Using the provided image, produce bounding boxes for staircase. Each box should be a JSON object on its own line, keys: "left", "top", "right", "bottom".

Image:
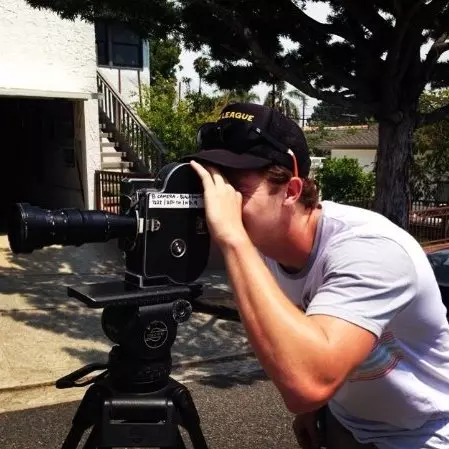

{"left": 99, "top": 130, "right": 133, "bottom": 171}
{"left": 95, "top": 71, "right": 166, "bottom": 211}
{"left": 96, "top": 71, "right": 166, "bottom": 174}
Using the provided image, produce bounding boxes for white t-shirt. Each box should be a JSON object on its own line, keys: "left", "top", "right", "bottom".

{"left": 262, "top": 201, "right": 449, "bottom": 449}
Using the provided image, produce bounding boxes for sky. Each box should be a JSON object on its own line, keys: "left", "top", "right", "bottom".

{"left": 177, "top": 2, "right": 331, "bottom": 120}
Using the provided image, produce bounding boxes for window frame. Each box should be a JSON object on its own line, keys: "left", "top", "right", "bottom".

{"left": 95, "top": 20, "right": 144, "bottom": 70}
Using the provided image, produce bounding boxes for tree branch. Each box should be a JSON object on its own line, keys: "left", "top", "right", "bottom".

{"left": 422, "top": 0, "right": 449, "bottom": 23}
{"left": 231, "top": 29, "right": 350, "bottom": 105}
{"left": 391, "top": 0, "right": 404, "bottom": 16}
{"left": 385, "top": 0, "right": 426, "bottom": 81}
{"left": 280, "top": 1, "right": 367, "bottom": 49}
{"left": 422, "top": 33, "right": 449, "bottom": 85}
{"left": 430, "top": 60, "right": 449, "bottom": 89}
{"left": 201, "top": 1, "right": 373, "bottom": 108}
{"left": 418, "top": 103, "right": 449, "bottom": 127}
{"left": 338, "top": 0, "right": 390, "bottom": 35}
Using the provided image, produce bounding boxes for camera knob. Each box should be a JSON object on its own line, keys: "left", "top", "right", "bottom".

{"left": 170, "top": 238, "right": 187, "bottom": 258}
{"left": 172, "top": 300, "right": 192, "bottom": 323}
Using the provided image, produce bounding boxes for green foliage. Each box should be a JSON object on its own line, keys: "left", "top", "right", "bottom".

{"left": 309, "top": 102, "right": 371, "bottom": 126}
{"left": 30, "top": 1, "right": 449, "bottom": 113}
{"left": 27, "top": 0, "right": 449, "bottom": 128}
{"left": 315, "top": 157, "right": 375, "bottom": 203}
{"left": 26, "top": 0, "right": 449, "bottom": 224}
{"left": 149, "top": 36, "right": 182, "bottom": 84}
{"left": 219, "top": 89, "right": 260, "bottom": 104}
{"left": 263, "top": 81, "right": 305, "bottom": 120}
{"left": 135, "top": 75, "right": 225, "bottom": 163}
{"left": 304, "top": 127, "right": 335, "bottom": 157}
{"left": 193, "top": 56, "right": 211, "bottom": 94}
{"left": 411, "top": 89, "right": 449, "bottom": 200}
{"left": 193, "top": 57, "right": 210, "bottom": 78}
{"left": 185, "top": 91, "right": 223, "bottom": 114}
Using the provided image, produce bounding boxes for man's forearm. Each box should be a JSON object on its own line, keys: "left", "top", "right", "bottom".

{"left": 221, "top": 236, "right": 338, "bottom": 412}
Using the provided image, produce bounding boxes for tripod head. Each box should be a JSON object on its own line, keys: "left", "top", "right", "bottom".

{"left": 55, "top": 281, "right": 211, "bottom": 449}
{"left": 58, "top": 281, "right": 203, "bottom": 392}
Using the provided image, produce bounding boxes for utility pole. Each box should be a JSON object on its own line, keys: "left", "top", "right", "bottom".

{"left": 302, "top": 96, "right": 306, "bottom": 128}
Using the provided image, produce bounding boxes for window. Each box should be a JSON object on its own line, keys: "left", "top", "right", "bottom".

{"left": 95, "top": 21, "right": 143, "bottom": 68}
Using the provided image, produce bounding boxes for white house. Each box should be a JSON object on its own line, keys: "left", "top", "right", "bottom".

{"left": 316, "top": 124, "right": 449, "bottom": 203}
{"left": 321, "top": 125, "right": 379, "bottom": 173}
{"left": 0, "top": 0, "right": 153, "bottom": 219}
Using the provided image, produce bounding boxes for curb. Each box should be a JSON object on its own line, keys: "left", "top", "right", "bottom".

{"left": 0, "top": 350, "right": 255, "bottom": 394}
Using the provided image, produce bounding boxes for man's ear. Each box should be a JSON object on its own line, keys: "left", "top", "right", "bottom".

{"left": 284, "top": 177, "right": 303, "bottom": 206}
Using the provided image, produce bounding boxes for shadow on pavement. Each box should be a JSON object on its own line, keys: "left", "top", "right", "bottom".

{"left": 0, "top": 236, "right": 250, "bottom": 385}
{"left": 0, "top": 377, "right": 296, "bottom": 449}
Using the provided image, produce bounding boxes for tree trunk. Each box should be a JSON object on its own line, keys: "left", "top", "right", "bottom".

{"left": 373, "top": 114, "right": 416, "bottom": 230}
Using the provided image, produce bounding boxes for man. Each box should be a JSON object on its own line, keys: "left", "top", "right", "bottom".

{"left": 184, "top": 102, "right": 449, "bottom": 449}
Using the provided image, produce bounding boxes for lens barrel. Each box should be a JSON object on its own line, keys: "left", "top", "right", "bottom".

{"left": 8, "top": 203, "right": 137, "bottom": 254}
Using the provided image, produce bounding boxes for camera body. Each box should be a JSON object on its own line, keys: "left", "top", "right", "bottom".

{"left": 8, "top": 163, "right": 210, "bottom": 290}
{"left": 121, "top": 163, "right": 210, "bottom": 287}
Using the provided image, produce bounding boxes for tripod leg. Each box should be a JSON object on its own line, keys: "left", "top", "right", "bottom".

{"left": 173, "top": 430, "right": 187, "bottom": 449}
{"left": 61, "top": 426, "right": 87, "bottom": 449}
{"left": 173, "top": 386, "right": 209, "bottom": 449}
{"left": 60, "top": 385, "right": 106, "bottom": 449}
{"left": 81, "top": 424, "right": 113, "bottom": 449}
{"left": 71, "top": 424, "right": 110, "bottom": 449}
{"left": 78, "top": 425, "right": 99, "bottom": 449}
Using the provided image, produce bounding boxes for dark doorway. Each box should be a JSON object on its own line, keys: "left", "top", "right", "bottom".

{"left": 0, "top": 97, "right": 84, "bottom": 232}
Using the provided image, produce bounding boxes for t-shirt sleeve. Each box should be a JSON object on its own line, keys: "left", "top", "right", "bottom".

{"left": 305, "top": 236, "right": 418, "bottom": 337}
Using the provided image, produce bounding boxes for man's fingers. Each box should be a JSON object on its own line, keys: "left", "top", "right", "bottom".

{"left": 190, "top": 160, "right": 215, "bottom": 189}
{"left": 190, "top": 161, "right": 232, "bottom": 189}
{"left": 207, "top": 164, "right": 229, "bottom": 187}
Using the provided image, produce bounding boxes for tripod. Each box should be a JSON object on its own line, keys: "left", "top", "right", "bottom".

{"left": 56, "top": 281, "right": 210, "bottom": 449}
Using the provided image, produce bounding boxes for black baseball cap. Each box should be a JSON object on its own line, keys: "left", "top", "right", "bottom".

{"left": 183, "top": 102, "right": 311, "bottom": 178}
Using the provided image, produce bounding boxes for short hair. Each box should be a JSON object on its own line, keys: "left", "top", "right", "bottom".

{"left": 262, "top": 165, "right": 319, "bottom": 209}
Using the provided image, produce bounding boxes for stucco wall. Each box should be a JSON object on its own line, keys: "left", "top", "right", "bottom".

{"left": 0, "top": 0, "right": 97, "bottom": 95}
{"left": 0, "top": 0, "right": 101, "bottom": 210}
{"left": 331, "top": 149, "right": 377, "bottom": 172}
{"left": 74, "top": 100, "right": 101, "bottom": 210}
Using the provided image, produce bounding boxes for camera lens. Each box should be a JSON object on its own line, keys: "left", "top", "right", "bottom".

{"left": 8, "top": 203, "right": 137, "bottom": 254}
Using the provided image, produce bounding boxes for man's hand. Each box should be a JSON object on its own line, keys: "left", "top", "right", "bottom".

{"left": 190, "top": 161, "right": 249, "bottom": 248}
{"left": 293, "top": 411, "right": 325, "bottom": 449}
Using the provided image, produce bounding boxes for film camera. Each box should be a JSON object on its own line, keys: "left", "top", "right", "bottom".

{"left": 9, "top": 162, "right": 210, "bottom": 288}
{"left": 7, "top": 162, "right": 212, "bottom": 449}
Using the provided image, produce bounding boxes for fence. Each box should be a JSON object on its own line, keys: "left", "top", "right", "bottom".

{"left": 94, "top": 173, "right": 449, "bottom": 247}
{"left": 95, "top": 170, "right": 152, "bottom": 215}
{"left": 345, "top": 198, "right": 449, "bottom": 246}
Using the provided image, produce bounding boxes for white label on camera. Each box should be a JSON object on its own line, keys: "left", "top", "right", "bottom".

{"left": 148, "top": 193, "right": 204, "bottom": 209}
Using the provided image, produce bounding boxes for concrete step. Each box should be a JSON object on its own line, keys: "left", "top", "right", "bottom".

{"left": 100, "top": 137, "right": 114, "bottom": 144}
{"left": 101, "top": 141, "right": 117, "bottom": 149}
{"left": 101, "top": 161, "right": 133, "bottom": 170}
{"left": 101, "top": 132, "right": 113, "bottom": 139}
{"left": 102, "top": 169, "right": 131, "bottom": 174}
{"left": 101, "top": 151, "right": 127, "bottom": 159}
